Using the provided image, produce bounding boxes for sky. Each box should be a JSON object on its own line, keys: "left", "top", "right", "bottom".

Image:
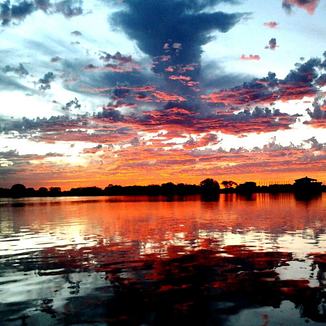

{"left": 0, "top": 0, "right": 325, "bottom": 189}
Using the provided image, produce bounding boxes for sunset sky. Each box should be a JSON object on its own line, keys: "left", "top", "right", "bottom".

{"left": 0, "top": 0, "right": 325, "bottom": 189}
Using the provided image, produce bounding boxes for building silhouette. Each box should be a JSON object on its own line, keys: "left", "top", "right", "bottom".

{"left": 294, "top": 177, "right": 322, "bottom": 196}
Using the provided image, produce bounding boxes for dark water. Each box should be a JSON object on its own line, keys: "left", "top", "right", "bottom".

{"left": 0, "top": 194, "right": 325, "bottom": 325}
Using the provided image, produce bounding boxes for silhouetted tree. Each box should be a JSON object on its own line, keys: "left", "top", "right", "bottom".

{"left": 70, "top": 187, "right": 103, "bottom": 196}
{"left": 37, "top": 187, "right": 49, "bottom": 197}
{"left": 147, "top": 184, "right": 162, "bottom": 196}
{"left": 200, "top": 178, "right": 220, "bottom": 196}
{"left": 221, "top": 180, "right": 238, "bottom": 188}
{"left": 10, "top": 184, "right": 27, "bottom": 197}
{"left": 26, "top": 187, "right": 36, "bottom": 197}
{"left": 104, "top": 185, "right": 124, "bottom": 195}
{"left": 161, "top": 182, "right": 176, "bottom": 196}
{"left": 237, "top": 182, "right": 257, "bottom": 195}
{"left": 49, "top": 187, "right": 61, "bottom": 196}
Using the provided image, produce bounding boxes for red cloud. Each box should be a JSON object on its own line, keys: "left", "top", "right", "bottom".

{"left": 264, "top": 21, "right": 278, "bottom": 28}
{"left": 305, "top": 120, "right": 326, "bottom": 128}
{"left": 127, "top": 106, "right": 297, "bottom": 135}
{"left": 201, "top": 85, "right": 278, "bottom": 106}
{"left": 152, "top": 91, "right": 186, "bottom": 102}
{"left": 169, "top": 75, "right": 192, "bottom": 81}
{"left": 240, "top": 54, "right": 261, "bottom": 61}
{"left": 201, "top": 81, "right": 316, "bottom": 107}
{"left": 283, "top": 0, "right": 320, "bottom": 14}
{"left": 165, "top": 66, "right": 174, "bottom": 72}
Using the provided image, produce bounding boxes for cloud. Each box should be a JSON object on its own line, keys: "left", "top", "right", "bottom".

{"left": 84, "top": 51, "right": 141, "bottom": 73}
{"left": 199, "top": 61, "right": 252, "bottom": 90}
{"left": 265, "top": 38, "right": 277, "bottom": 50}
{"left": 282, "top": 0, "right": 320, "bottom": 15}
{"left": 126, "top": 105, "right": 298, "bottom": 135}
{"left": 96, "top": 107, "right": 124, "bottom": 122}
{"left": 0, "top": 73, "right": 32, "bottom": 91}
{"left": 263, "top": 21, "right": 278, "bottom": 28}
{"left": 41, "top": 0, "right": 250, "bottom": 118}
{"left": 111, "top": 0, "right": 247, "bottom": 86}
{"left": 3, "top": 53, "right": 324, "bottom": 141}
{"left": 152, "top": 91, "right": 186, "bottom": 102}
{"left": 99, "top": 51, "right": 133, "bottom": 64}
{"left": 304, "top": 137, "right": 325, "bottom": 150}
{"left": 0, "top": 1, "right": 34, "bottom": 25}
{"left": 50, "top": 56, "right": 62, "bottom": 63}
{"left": 54, "top": 0, "right": 83, "bottom": 17}
{"left": 0, "top": 0, "right": 84, "bottom": 25}
{"left": 1, "top": 1, "right": 325, "bottom": 187}
{"left": 285, "top": 58, "right": 323, "bottom": 83}
{"left": 38, "top": 71, "right": 55, "bottom": 91}
{"left": 305, "top": 95, "right": 326, "bottom": 127}
{"left": 2, "top": 63, "right": 29, "bottom": 76}
{"left": 202, "top": 54, "right": 326, "bottom": 107}
{"left": 61, "top": 97, "right": 81, "bottom": 112}
{"left": 240, "top": 54, "right": 261, "bottom": 61}
{"left": 71, "top": 30, "right": 82, "bottom": 37}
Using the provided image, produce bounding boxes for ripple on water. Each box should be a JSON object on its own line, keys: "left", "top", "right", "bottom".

{"left": 0, "top": 194, "right": 325, "bottom": 325}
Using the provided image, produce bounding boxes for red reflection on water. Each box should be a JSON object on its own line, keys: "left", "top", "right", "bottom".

{"left": 2, "top": 194, "right": 324, "bottom": 239}
{"left": 1, "top": 194, "right": 325, "bottom": 325}
{"left": 24, "top": 243, "right": 323, "bottom": 324}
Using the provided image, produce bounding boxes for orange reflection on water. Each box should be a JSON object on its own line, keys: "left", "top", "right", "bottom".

{"left": 1, "top": 193, "right": 325, "bottom": 258}
{"left": 0, "top": 194, "right": 325, "bottom": 325}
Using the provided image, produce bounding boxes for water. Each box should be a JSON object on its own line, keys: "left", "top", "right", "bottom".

{"left": 0, "top": 194, "right": 325, "bottom": 325}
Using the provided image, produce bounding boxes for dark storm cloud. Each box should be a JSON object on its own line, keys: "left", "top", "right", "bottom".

{"left": 0, "top": 0, "right": 83, "bottom": 25}
{"left": 111, "top": 0, "right": 247, "bottom": 72}
{"left": 101, "top": 0, "right": 249, "bottom": 114}
{"left": 55, "top": 0, "right": 248, "bottom": 116}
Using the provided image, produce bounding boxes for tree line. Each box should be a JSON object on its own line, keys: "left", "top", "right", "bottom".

{"left": 0, "top": 177, "right": 324, "bottom": 198}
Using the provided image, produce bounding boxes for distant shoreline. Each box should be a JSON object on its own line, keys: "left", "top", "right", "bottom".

{"left": 1, "top": 177, "right": 324, "bottom": 198}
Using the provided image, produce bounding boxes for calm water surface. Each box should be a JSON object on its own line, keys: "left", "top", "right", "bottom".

{"left": 0, "top": 194, "right": 325, "bottom": 325}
